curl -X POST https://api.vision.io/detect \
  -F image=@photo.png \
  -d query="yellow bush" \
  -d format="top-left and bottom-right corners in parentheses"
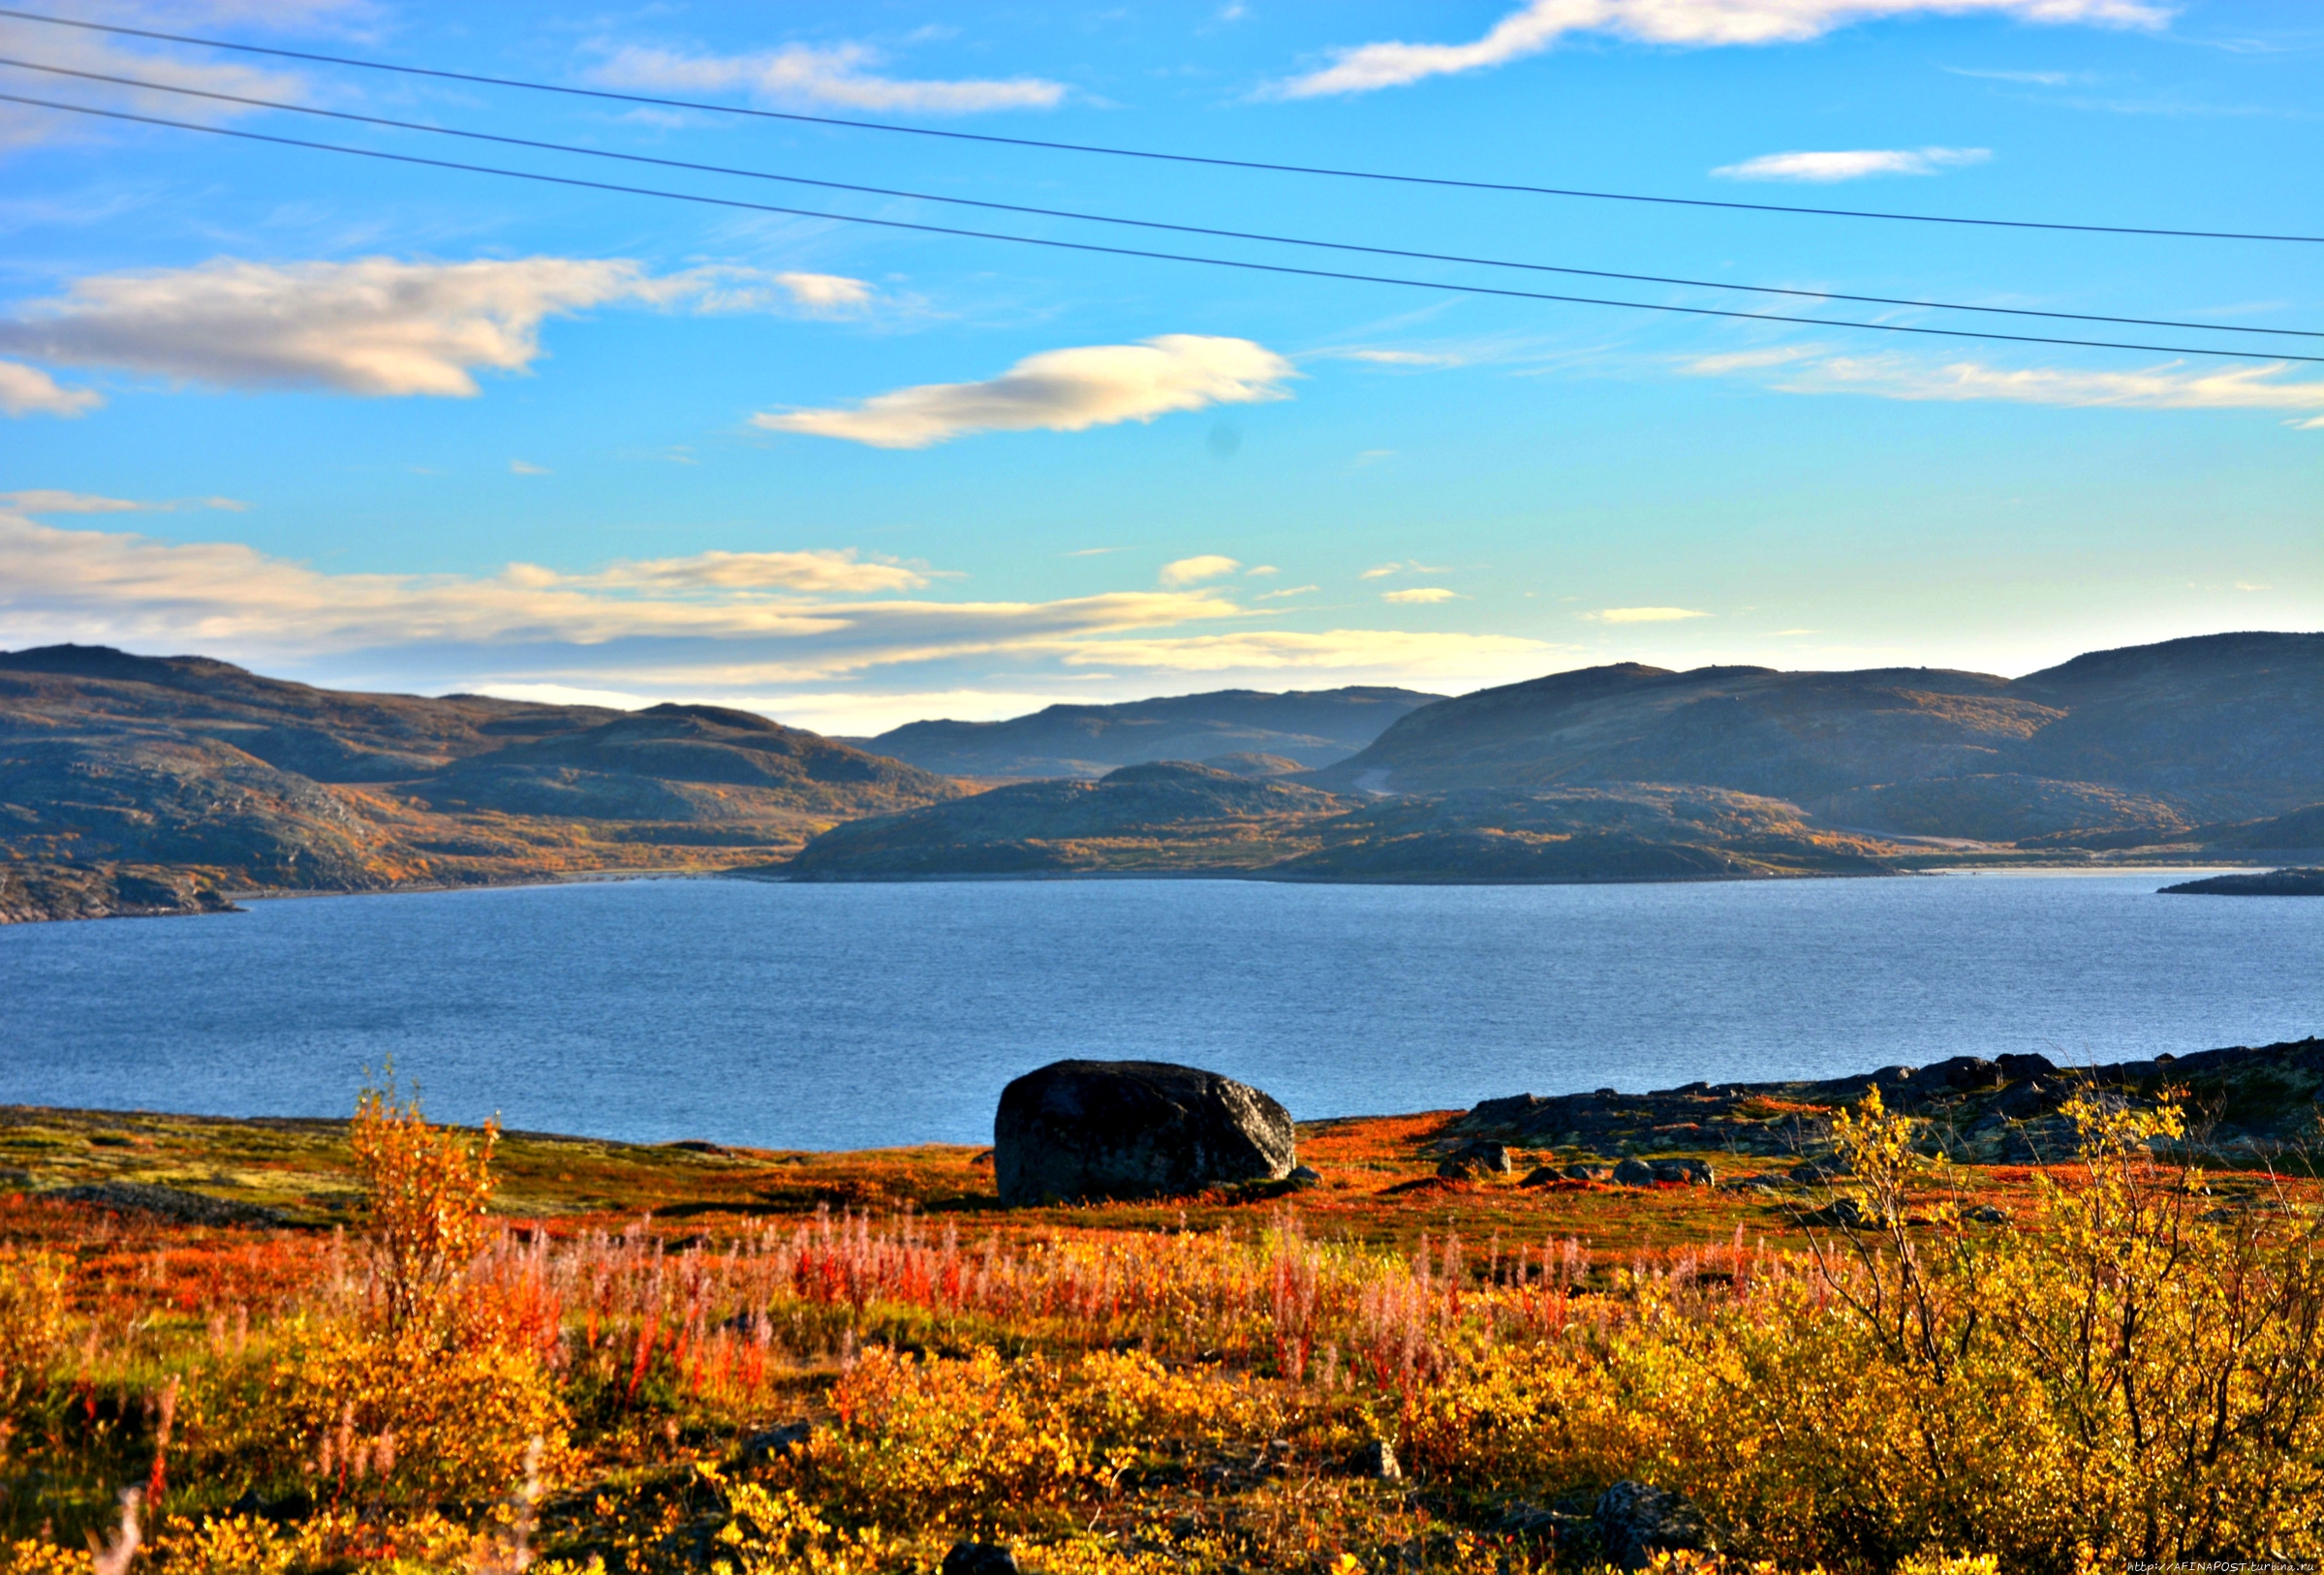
top-left (0, 1246), bottom-right (69, 1413)
top-left (350, 1080), bottom-right (498, 1336)
top-left (248, 1316), bottom-right (569, 1504)
top-left (804, 1346), bottom-right (1091, 1535)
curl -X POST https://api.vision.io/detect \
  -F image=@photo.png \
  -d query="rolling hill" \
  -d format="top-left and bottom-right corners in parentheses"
top-left (853, 686), bottom-right (1441, 778)
top-left (0, 644), bottom-right (961, 917)
top-left (1305, 633), bottom-right (2322, 837)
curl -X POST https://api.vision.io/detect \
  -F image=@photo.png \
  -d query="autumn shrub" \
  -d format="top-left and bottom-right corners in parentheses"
top-left (1403, 1089), bottom-right (2324, 1570)
top-left (349, 1079), bottom-right (499, 1336)
top-left (0, 1246), bottom-right (69, 1415)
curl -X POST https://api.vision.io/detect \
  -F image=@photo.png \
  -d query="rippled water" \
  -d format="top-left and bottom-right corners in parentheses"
top-left (1, 871), bottom-right (2315, 1149)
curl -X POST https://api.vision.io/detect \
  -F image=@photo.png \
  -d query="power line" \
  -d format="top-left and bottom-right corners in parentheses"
top-left (9, 53), bottom-right (2312, 343)
top-left (1, 5), bottom-right (2315, 246)
top-left (10, 91), bottom-right (2319, 365)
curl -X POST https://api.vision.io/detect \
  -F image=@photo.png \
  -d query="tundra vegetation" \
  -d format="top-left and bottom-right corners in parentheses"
top-left (0, 1085), bottom-right (2318, 1573)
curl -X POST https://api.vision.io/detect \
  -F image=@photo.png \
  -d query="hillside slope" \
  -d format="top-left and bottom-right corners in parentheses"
top-left (0, 645), bottom-right (960, 917)
top-left (783, 767), bottom-right (1903, 882)
top-left (857, 686), bottom-right (1440, 778)
top-left (1308, 633), bottom-right (2321, 837)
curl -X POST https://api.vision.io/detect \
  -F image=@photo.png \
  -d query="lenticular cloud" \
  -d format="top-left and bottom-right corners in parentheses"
top-left (754, 335), bottom-right (1299, 448)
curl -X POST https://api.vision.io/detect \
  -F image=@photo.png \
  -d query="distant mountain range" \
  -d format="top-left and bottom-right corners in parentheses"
top-left (3, 633), bottom-right (2317, 918)
top-left (849, 686), bottom-right (1441, 778)
top-left (787, 633), bottom-right (2323, 881)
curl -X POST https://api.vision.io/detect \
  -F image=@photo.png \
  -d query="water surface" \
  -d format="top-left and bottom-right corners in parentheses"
top-left (1, 872), bottom-right (2314, 1149)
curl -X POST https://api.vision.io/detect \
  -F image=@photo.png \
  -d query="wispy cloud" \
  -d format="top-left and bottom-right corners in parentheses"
top-left (1159, 554), bottom-right (1242, 587)
top-left (1268, 0), bottom-right (2166, 98)
top-left (0, 5), bottom-right (346, 151)
top-left (0, 258), bottom-right (876, 398)
top-left (754, 335), bottom-right (1297, 449)
top-left (1054, 630), bottom-right (1552, 677)
top-left (1945, 65), bottom-right (2093, 85)
top-left (1255, 584), bottom-right (1320, 601)
top-left (1585, 606), bottom-right (1710, 623)
top-left (0, 359), bottom-right (101, 417)
top-left (1330, 348), bottom-right (1470, 367)
top-left (0, 499), bottom-right (1243, 677)
top-left (1713, 146), bottom-right (1990, 181)
top-left (1359, 559), bottom-right (1450, 580)
top-left (1382, 586), bottom-right (1461, 604)
top-left (1687, 349), bottom-right (2324, 425)
top-left (509, 460), bottom-right (550, 477)
top-left (591, 40), bottom-right (1066, 113)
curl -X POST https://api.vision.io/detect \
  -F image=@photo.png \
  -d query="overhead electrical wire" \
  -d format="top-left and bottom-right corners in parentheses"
top-left (11, 91), bottom-right (2317, 366)
top-left (6, 54), bottom-right (2312, 344)
top-left (1, 5), bottom-right (2316, 245)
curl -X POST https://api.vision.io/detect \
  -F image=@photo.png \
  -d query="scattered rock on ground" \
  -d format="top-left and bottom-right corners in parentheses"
top-left (992, 1060), bottom-right (1296, 1206)
top-left (1437, 1139), bottom-right (1512, 1180)
top-left (1563, 1162), bottom-right (1612, 1182)
top-left (1611, 1158), bottom-right (1658, 1187)
top-left (46, 1182), bottom-right (288, 1227)
top-left (1595, 1480), bottom-right (1718, 1569)
top-left (739, 1421), bottom-right (812, 1465)
top-left (943, 1543), bottom-right (1019, 1575)
top-left (1286, 1164), bottom-right (1323, 1189)
top-left (1652, 1158), bottom-right (1715, 1186)
top-left (1797, 1196), bottom-right (1881, 1230)
top-left (1355, 1439), bottom-right (1402, 1481)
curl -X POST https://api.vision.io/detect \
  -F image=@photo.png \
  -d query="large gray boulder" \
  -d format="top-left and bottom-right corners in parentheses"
top-left (993, 1060), bottom-right (1297, 1206)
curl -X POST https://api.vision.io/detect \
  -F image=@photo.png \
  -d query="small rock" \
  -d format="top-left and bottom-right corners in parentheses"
top-left (1611, 1158), bottom-right (1658, 1188)
top-left (1286, 1164), bottom-right (1324, 1189)
top-left (943, 1543), bottom-right (1019, 1575)
top-left (1798, 1196), bottom-right (1880, 1230)
top-left (1595, 1480), bottom-right (1717, 1570)
top-left (1789, 1158), bottom-right (1851, 1183)
top-left (1357, 1438), bottom-right (1402, 1481)
top-left (1720, 1173), bottom-right (1782, 1191)
top-left (1518, 1165), bottom-right (1563, 1188)
top-left (739, 1420), bottom-right (812, 1465)
top-left (1963, 1204), bottom-right (2009, 1224)
top-left (1650, 1158), bottom-right (1714, 1187)
top-left (1563, 1162), bottom-right (1612, 1182)
top-left (1437, 1140), bottom-right (1512, 1180)
top-left (47, 1182), bottom-right (288, 1227)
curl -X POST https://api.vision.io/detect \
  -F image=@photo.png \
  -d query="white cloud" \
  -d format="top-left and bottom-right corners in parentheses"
top-left (1160, 554), bottom-right (1243, 587)
top-left (592, 41), bottom-right (1066, 113)
top-left (510, 460), bottom-right (550, 477)
top-left (0, 489), bottom-right (144, 514)
top-left (1055, 630), bottom-right (1553, 677)
top-left (572, 548), bottom-right (933, 595)
top-left (1683, 347), bottom-right (1822, 375)
top-left (1713, 146), bottom-right (1991, 181)
top-left (769, 272), bottom-right (875, 314)
top-left (1270, 0), bottom-right (2166, 97)
top-left (1255, 584), bottom-right (1320, 601)
top-left (0, 498), bottom-right (1248, 679)
top-left (1690, 350), bottom-right (2324, 422)
top-left (1359, 559), bottom-right (1450, 579)
top-left (0, 258), bottom-right (875, 397)
top-left (0, 11), bottom-right (321, 151)
top-left (1335, 349), bottom-right (1469, 367)
top-left (1244, 565), bottom-right (1279, 576)
top-left (0, 360), bottom-right (102, 417)
top-left (754, 335), bottom-right (1297, 449)
top-left (1382, 586), bottom-right (1462, 604)
top-left (1585, 606), bottom-right (1710, 623)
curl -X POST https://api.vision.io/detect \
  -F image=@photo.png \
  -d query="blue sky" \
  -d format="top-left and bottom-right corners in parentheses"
top-left (1, 0), bottom-right (2316, 733)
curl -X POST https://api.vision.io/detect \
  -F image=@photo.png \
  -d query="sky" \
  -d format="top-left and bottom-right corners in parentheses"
top-left (0, 0), bottom-right (2317, 735)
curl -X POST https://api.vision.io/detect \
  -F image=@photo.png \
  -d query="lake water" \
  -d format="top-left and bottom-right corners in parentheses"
top-left (1, 872), bottom-right (2316, 1150)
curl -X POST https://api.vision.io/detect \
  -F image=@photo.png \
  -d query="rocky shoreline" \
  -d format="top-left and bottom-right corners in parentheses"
top-left (1447, 1036), bottom-right (2324, 1166)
